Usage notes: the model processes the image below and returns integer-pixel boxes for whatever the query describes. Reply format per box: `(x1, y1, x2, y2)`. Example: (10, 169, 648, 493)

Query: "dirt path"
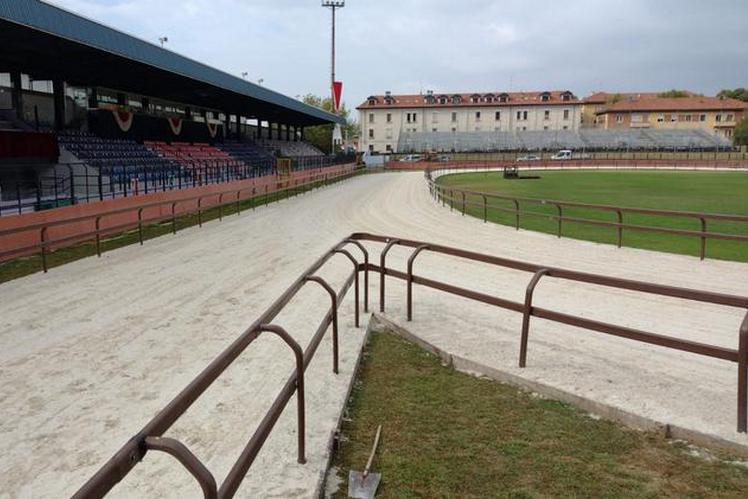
(1, 172, 747, 497)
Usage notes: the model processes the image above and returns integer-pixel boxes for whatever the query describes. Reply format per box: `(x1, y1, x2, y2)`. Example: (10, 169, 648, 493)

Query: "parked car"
(435, 154, 450, 162)
(516, 154, 541, 162)
(399, 154, 422, 162)
(551, 149, 573, 160)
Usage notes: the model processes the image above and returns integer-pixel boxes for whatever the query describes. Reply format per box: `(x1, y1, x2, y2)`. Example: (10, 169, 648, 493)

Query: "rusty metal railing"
(424, 167, 748, 260)
(74, 232, 746, 497)
(349, 233, 748, 433)
(0, 167, 358, 272)
(73, 237, 368, 498)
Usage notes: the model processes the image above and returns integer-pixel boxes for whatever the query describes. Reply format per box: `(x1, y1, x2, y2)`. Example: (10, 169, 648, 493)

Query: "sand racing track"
(1, 171, 747, 498)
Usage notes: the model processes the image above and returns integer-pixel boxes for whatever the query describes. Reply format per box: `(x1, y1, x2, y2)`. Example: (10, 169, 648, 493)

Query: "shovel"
(348, 425, 383, 499)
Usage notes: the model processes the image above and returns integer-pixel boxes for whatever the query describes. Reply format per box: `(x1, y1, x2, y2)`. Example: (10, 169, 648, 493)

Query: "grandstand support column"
(185, 107, 192, 120)
(141, 97, 150, 112)
(301, 127, 305, 141)
(235, 115, 242, 140)
(53, 79, 66, 131)
(224, 113, 231, 139)
(88, 87, 98, 109)
(286, 124, 291, 141)
(10, 71, 23, 120)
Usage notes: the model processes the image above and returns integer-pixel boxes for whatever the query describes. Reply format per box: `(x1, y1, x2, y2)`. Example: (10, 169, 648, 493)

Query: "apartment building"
(593, 95, 746, 140)
(357, 90, 581, 153)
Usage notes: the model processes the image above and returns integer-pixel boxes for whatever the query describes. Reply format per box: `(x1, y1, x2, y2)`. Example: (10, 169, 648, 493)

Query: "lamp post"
(322, 1, 344, 153)
(158, 36, 168, 48)
(241, 72, 248, 80)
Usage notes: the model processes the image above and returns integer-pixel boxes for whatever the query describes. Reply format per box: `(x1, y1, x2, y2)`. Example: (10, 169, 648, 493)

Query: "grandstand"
(259, 138, 325, 157)
(397, 128, 733, 153)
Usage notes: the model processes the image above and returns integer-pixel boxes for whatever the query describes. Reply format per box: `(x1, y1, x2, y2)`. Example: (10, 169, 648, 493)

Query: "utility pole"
(322, 1, 344, 152)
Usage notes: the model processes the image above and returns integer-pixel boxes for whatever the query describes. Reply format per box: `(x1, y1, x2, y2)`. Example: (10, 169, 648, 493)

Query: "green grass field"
(436, 170, 748, 262)
(331, 331, 748, 497)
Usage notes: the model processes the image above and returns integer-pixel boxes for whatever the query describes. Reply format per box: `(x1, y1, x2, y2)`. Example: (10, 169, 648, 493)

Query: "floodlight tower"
(322, 1, 344, 106)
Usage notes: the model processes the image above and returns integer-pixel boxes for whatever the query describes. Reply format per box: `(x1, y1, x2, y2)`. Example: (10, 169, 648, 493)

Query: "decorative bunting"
(168, 117, 183, 136)
(112, 109, 134, 132)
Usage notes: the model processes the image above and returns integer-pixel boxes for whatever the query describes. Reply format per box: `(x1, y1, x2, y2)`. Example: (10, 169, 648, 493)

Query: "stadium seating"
(217, 141, 275, 176)
(259, 138, 324, 157)
(397, 128, 733, 153)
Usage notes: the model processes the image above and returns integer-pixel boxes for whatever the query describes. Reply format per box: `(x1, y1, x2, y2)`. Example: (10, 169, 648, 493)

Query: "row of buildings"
(357, 89, 746, 153)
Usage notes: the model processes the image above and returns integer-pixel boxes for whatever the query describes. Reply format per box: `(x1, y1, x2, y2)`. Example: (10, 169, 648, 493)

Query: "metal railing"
(425, 167, 748, 260)
(0, 154, 358, 217)
(348, 233, 748, 433)
(75, 232, 747, 498)
(73, 237, 370, 498)
(0, 167, 359, 272)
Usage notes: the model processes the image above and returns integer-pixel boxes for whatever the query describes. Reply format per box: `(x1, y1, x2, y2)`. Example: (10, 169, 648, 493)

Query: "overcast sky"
(48, 0, 748, 114)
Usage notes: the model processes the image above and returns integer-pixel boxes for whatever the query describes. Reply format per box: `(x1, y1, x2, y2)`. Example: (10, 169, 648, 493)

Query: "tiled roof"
(596, 96, 747, 114)
(357, 90, 578, 109)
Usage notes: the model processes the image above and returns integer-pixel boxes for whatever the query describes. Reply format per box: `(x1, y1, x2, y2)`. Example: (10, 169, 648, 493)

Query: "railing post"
(40, 227, 48, 273)
(197, 198, 203, 227)
(519, 269, 550, 368)
(700, 217, 707, 260)
(342, 239, 370, 313)
(138, 208, 144, 245)
(450, 189, 454, 212)
(236, 191, 242, 216)
(218, 193, 224, 221)
(556, 204, 563, 238)
(461, 191, 466, 216)
(482, 194, 487, 222)
(739, 313, 748, 433)
(144, 437, 217, 499)
(379, 239, 400, 313)
(303, 276, 340, 374)
(407, 245, 430, 321)
(333, 249, 360, 327)
(95, 216, 102, 257)
(616, 209, 623, 248)
(171, 202, 178, 235)
(514, 199, 520, 230)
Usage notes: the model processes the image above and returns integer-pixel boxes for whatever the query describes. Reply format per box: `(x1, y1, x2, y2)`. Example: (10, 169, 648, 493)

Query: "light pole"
(241, 72, 248, 80)
(322, 1, 344, 152)
(158, 36, 168, 48)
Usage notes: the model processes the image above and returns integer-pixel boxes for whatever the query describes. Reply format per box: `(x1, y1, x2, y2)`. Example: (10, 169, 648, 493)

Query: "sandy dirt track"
(1, 171, 747, 498)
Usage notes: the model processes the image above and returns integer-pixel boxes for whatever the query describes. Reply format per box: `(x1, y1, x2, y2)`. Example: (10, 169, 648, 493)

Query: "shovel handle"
(362, 425, 382, 479)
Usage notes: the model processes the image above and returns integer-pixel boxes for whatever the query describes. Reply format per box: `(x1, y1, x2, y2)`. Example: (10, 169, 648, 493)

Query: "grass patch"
(436, 170, 748, 262)
(0, 172, 359, 284)
(331, 330, 748, 498)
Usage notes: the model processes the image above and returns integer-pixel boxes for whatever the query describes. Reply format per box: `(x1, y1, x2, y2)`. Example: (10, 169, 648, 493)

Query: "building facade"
(592, 95, 746, 140)
(357, 90, 581, 153)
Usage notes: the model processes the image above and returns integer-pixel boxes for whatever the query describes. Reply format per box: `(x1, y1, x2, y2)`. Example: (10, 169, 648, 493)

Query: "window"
(412, 113, 417, 123)
(685, 115, 692, 122)
(451, 112, 457, 122)
(495, 111, 501, 121)
(544, 110, 550, 120)
(657, 114, 665, 123)
(432, 128, 437, 132)
(522, 126, 527, 131)
(632, 113, 642, 123)
(670, 115, 676, 122)
(368, 129, 374, 139)
(368, 145, 374, 152)
(451, 127, 457, 132)
(543, 126, 549, 130)
(386, 113, 392, 123)
(523, 111, 528, 120)
(385, 129, 393, 139)
(368, 113, 374, 123)
(700, 114, 706, 122)
(563, 109, 570, 120)
(615, 114, 624, 123)
(406, 113, 411, 123)
(475, 111, 481, 121)
(727, 114, 734, 122)
(541, 93, 550, 102)
(563, 125, 568, 130)
(386, 144, 392, 152)
(716, 114, 722, 122)
(516, 111, 521, 120)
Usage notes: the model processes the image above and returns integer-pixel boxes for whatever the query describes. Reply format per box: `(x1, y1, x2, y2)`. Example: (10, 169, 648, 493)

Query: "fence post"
(95, 216, 102, 257)
(519, 269, 550, 367)
(218, 193, 224, 221)
(197, 198, 203, 227)
(482, 194, 487, 222)
(699, 217, 707, 260)
(616, 209, 623, 248)
(514, 199, 520, 230)
(738, 313, 748, 433)
(556, 204, 563, 238)
(461, 192, 466, 216)
(138, 208, 144, 245)
(40, 227, 49, 273)
(236, 191, 242, 215)
(171, 202, 177, 234)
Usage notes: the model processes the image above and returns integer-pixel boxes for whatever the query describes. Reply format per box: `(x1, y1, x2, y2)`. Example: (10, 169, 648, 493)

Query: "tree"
(717, 88, 748, 102)
(734, 116, 748, 147)
(657, 89, 690, 98)
(301, 94, 359, 154)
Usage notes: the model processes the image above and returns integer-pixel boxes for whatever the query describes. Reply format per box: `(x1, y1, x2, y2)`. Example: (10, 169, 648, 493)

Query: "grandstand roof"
(358, 90, 578, 110)
(596, 96, 747, 114)
(0, 0, 344, 127)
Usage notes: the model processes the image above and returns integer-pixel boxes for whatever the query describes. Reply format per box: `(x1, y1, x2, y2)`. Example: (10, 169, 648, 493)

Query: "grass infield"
(435, 170, 748, 262)
(330, 330, 748, 498)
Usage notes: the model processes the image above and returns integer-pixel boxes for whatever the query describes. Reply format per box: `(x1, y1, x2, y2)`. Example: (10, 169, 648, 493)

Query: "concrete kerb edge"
(314, 313, 376, 499)
(368, 312, 748, 460)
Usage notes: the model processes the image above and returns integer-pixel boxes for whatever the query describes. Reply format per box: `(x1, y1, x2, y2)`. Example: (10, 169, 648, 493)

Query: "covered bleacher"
(397, 128, 733, 153)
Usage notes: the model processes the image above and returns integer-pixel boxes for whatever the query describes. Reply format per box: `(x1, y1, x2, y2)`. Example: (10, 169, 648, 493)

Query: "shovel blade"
(348, 470, 382, 499)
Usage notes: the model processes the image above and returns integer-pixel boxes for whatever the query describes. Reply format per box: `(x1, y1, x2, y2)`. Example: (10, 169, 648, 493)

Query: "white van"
(551, 149, 573, 160)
